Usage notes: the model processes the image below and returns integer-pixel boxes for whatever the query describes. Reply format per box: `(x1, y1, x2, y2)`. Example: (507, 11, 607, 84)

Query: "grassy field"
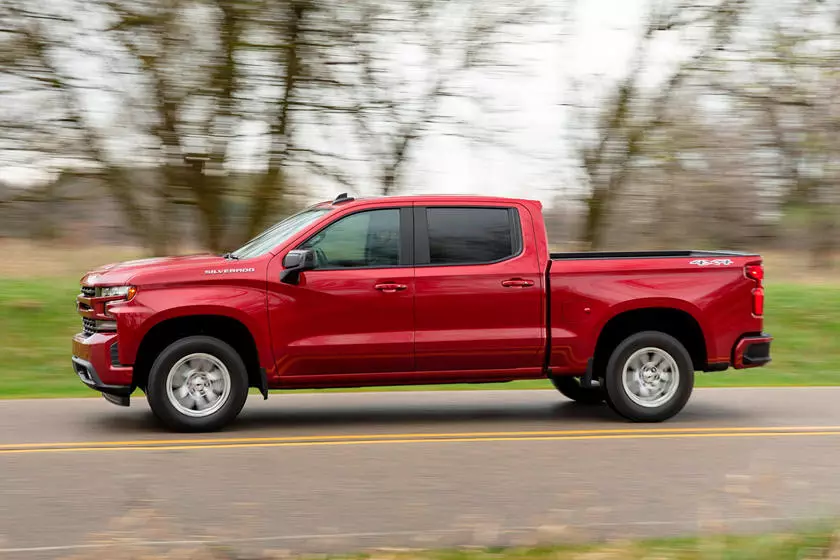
(1, 276, 839, 398)
(52, 529, 840, 559)
(345, 533, 837, 560)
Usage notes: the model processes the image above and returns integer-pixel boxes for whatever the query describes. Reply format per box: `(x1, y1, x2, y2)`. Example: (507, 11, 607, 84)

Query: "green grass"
(339, 531, 837, 560)
(1, 280, 839, 398)
(51, 528, 840, 560)
(363, 531, 837, 560)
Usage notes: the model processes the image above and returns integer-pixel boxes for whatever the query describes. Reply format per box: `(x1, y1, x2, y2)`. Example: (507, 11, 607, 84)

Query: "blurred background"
(2, 0, 839, 397)
(3, 2, 840, 557)
(2, 0, 838, 261)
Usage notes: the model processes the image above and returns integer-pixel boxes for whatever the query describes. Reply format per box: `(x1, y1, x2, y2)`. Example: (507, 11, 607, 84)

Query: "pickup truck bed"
(546, 249, 766, 377)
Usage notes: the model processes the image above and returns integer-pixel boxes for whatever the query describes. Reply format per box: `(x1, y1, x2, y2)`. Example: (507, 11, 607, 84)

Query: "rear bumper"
(72, 333, 134, 396)
(732, 333, 773, 369)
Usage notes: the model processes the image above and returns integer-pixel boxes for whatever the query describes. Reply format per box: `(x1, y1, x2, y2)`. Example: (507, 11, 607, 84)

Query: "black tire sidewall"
(604, 331, 694, 422)
(146, 335, 249, 432)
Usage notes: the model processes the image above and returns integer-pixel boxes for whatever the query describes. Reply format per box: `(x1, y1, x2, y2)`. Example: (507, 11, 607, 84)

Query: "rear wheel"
(146, 335, 249, 432)
(603, 331, 694, 422)
(550, 376, 605, 405)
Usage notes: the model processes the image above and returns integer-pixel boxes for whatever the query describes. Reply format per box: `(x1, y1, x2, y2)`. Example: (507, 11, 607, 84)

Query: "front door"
(267, 206, 415, 378)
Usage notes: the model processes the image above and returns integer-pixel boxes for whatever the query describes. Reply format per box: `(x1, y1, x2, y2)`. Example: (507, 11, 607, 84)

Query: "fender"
(590, 296, 713, 360)
(115, 290, 273, 371)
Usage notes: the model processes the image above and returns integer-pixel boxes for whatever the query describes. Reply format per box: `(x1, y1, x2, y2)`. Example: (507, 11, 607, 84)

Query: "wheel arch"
(592, 306, 707, 381)
(133, 313, 265, 396)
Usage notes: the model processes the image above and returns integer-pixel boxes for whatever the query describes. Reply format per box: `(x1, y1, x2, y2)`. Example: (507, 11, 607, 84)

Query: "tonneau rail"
(550, 250, 759, 260)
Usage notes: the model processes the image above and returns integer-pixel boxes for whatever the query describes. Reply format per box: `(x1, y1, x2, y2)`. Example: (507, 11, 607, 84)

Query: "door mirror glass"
(281, 249, 316, 284)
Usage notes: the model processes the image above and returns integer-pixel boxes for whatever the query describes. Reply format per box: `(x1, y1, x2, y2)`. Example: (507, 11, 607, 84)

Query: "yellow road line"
(2, 429, 840, 455)
(3, 425, 840, 450)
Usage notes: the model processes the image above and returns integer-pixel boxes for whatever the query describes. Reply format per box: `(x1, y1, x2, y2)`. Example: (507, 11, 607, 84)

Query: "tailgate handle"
(501, 278, 534, 288)
(374, 283, 407, 293)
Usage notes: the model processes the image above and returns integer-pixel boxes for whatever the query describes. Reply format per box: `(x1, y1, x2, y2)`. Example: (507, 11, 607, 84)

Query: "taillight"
(746, 263, 764, 316)
(752, 287, 765, 316)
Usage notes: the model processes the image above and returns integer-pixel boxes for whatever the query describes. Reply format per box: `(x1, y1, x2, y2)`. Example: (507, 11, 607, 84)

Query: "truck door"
(413, 204, 544, 375)
(266, 206, 415, 377)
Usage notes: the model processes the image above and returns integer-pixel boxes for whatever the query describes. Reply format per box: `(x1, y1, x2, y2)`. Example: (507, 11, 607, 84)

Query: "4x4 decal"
(689, 259, 734, 267)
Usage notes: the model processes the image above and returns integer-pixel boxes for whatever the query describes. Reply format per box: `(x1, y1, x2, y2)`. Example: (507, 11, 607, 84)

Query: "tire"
(550, 376, 605, 405)
(146, 335, 249, 432)
(603, 331, 694, 422)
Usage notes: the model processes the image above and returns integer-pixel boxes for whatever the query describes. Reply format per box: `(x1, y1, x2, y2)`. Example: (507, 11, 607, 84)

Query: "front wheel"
(603, 331, 694, 422)
(146, 336, 249, 432)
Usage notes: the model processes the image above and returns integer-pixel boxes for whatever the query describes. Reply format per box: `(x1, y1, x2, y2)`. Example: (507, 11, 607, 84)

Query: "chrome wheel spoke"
(632, 355, 645, 371)
(176, 384, 190, 400)
(179, 394, 197, 410)
(202, 388, 219, 408)
(195, 393, 211, 410)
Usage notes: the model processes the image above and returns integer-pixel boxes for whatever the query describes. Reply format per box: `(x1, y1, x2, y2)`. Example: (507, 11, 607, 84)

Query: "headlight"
(100, 286, 137, 300)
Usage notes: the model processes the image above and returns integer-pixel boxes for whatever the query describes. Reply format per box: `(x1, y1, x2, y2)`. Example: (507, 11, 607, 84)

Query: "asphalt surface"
(2, 387, 840, 558)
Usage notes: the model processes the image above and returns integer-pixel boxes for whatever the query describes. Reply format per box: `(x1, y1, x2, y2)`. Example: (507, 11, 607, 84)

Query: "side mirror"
(280, 249, 316, 285)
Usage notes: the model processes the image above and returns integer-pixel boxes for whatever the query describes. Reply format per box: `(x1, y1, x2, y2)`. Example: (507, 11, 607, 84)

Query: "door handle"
(501, 278, 534, 288)
(374, 283, 407, 293)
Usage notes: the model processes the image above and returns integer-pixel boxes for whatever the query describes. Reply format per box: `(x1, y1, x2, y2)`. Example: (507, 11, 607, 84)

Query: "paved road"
(2, 387, 840, 558)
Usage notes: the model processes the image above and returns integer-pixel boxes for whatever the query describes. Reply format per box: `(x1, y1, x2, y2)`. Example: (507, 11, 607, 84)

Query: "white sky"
(1, 0, 682, 210)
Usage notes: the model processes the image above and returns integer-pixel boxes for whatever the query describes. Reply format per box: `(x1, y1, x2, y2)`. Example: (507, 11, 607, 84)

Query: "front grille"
(82, 317, 97, 335)
(81, 286, 96, 297)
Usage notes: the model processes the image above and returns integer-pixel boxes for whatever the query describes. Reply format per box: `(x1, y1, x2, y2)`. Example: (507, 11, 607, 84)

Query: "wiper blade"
(221, 252, 240, 260)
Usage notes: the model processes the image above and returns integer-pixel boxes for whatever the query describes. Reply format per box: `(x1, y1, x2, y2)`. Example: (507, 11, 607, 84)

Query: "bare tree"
(569, 0, 749, 249)
(706, 0, 840, 266)
(1, 0, 163, 248)
(288, 0, 545, 196)
(1, 0, 318, 251)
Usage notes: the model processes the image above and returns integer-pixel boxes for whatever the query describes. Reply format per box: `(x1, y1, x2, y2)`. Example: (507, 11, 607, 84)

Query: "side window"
(301, 209, 401, 269)
(426, 207, 517, 265)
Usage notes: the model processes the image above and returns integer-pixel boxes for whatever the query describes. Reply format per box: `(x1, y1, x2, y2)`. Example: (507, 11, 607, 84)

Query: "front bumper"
(72, 332, 134, 396)
(732, 333, 773, 369)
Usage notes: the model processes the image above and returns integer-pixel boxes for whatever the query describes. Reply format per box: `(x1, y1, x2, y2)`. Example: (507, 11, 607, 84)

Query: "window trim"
(293, 206, 414, 270)
(413, 205, 523, 267)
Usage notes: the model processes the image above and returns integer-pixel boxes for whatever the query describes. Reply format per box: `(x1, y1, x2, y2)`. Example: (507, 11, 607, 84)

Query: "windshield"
(229, 207, 332, 259)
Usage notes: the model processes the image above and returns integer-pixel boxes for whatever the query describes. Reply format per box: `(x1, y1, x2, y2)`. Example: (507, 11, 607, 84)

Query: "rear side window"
(425, 207, 518, 265)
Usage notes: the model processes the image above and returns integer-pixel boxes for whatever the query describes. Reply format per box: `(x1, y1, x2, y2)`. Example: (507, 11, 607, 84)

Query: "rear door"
(413, 204, 544, 375)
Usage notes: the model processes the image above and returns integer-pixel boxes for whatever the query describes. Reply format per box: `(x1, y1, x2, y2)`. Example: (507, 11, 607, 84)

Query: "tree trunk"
(582, 189, 608, 249)
(244, 1, 304, 240)
(810, 204, 837, 269)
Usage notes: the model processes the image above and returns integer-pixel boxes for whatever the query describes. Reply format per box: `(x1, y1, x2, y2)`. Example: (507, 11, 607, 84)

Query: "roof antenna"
(332, 192, 355, 205)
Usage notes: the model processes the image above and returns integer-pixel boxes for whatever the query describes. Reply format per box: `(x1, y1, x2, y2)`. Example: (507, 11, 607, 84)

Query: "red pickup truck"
(73, 194, 772, 432)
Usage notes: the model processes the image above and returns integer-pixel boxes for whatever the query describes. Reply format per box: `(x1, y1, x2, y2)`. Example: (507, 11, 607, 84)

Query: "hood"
(81, 253, 232, 286)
